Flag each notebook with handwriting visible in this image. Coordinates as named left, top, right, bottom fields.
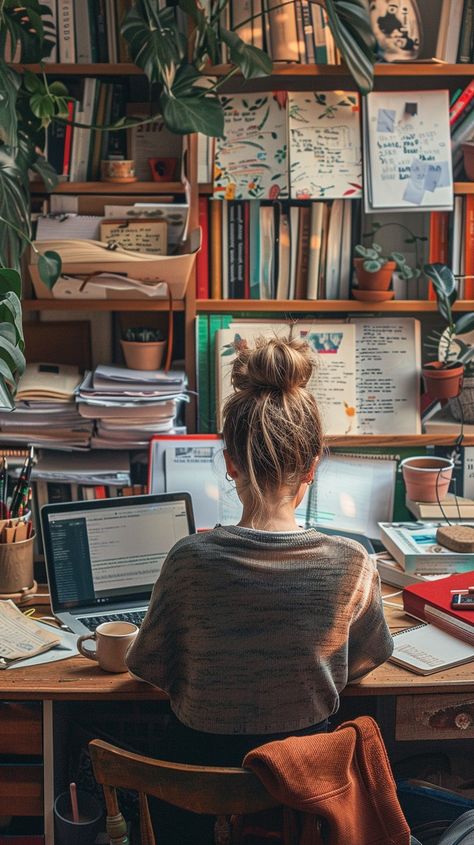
left=390, top=623, right=474, bottom=675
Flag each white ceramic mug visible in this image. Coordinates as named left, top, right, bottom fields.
left=77, top=621, right=138, bottom=673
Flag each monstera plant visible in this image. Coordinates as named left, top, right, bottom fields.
left=0, top=0, right=375, bottom=407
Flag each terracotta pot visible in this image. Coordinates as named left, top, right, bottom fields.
left=120, top=339, right=167, bottom=371
left=422, top=361, right=464, bottom=400
left=353, top=259, right=395, bottom=291
left=401, top=457, right=454, bottom=503
left=148, top=157, right=178, bottom=182
left=101, top=159, right=137, bottom=183
left=462, top=142, right=474, bottom=181
left=0, top=534, right=34, bottom=594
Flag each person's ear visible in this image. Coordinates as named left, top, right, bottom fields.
left=223, top=449, right=239, bottom=480
left=302, top=456, right=319, bottom=485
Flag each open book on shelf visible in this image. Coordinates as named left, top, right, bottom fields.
left=215, top=317, right=421, bottom=436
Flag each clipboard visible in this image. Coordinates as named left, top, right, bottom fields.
left=100, top=219, right=168, bottom=255
left=148, top=434, right=223, bottom=493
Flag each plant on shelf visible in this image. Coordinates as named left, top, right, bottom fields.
left=121, top=326, right=167, bottom=371
left=423, top=263, right=474, bottom=409
left=352, top=220, right=427, bottom=302
left=0, top=1, right=63, bottom=408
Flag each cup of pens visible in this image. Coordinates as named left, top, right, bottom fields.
left=0, top=449, right=35, bottom=597
left=54, top=783, right=103, bottom=845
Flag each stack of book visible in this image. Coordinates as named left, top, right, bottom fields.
left=46, top=80, right=127, bottom=182
left=77, top=365, right=187, bottom=449
left=0, top=364, right=92, bottom=450
left=379, top=521, right=474, bottom=577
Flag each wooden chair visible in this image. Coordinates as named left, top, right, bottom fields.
left=89, top=738, right=279, bottom=845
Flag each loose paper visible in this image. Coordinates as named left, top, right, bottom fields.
left=289, top=92, right=362, bottom=199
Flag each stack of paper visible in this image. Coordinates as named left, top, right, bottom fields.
left=0, top=364, right=92, bottom=449
left=363, top=90, right=453, bottom=212
left=27, top=450, right=131, bottom=487
left=77, top=365, right=188, bottom=448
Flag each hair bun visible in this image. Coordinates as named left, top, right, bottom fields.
left=231, top=336, right=314, bottom=394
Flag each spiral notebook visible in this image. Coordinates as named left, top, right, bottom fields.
left=390, top=622, right=474, bottom=675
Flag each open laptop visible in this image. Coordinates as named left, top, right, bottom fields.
left=41, top=493, right=195, bottom=635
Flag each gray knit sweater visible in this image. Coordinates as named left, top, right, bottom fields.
left=126, top=526, right=393, bottom=734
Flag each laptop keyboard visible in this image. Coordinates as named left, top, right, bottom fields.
left=78, top=610, right=147, bottom=631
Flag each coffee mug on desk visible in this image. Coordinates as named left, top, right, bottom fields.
left=77, top=621, right=138, bottom=673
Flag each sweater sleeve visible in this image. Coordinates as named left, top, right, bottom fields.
left=347, top=568, right=393, bottom=682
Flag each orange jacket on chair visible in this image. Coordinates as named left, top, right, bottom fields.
left=243, top=716, right=410, bottom=845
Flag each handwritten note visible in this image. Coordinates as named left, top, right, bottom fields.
left=288, top=92, right=362, bottom=199
left=214, top=93, right=289, bottom=200
left=100, top=220, right=167, bottom=255
left=364, top=91, right=453, bottom=211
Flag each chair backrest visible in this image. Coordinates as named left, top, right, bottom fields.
left=89, top=738, right=279, bottom=845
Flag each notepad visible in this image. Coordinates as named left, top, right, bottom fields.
left=390, top=623, right=474, bottom=675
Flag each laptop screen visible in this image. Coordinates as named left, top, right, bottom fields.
left=42, top=494, right=194, bottom=612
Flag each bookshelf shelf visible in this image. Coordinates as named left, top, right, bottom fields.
left=30, top=181, right=184, bottom=195
left=208, top=62, right=474, bottom=78
left=327, top=435, right=474, bottom=446
left=22, top=299, right=185, bottom=312
left=12, top=63, right=142, bottom=75
left=196, top=300, right=474, bottom=313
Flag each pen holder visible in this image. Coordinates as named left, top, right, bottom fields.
left=54, top=790, right=103, bottom=845
left=0, top=532, right=35, bottom=595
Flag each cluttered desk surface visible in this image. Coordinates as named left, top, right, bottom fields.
left=0, top=591, right=473, bottom=701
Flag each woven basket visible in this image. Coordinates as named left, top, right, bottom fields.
left=449, top=376, right=474, bottom=423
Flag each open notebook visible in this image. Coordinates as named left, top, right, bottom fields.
left=390, top=622, right=474, bottom=675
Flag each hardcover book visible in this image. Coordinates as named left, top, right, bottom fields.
left=403, top=572, right=474, bottom=645
left=379, top=521, right=474, bottom=574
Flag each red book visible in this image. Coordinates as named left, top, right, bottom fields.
left=450, top=80, right=474, bottom=126
left=62, top=100, right=75, bottom=178
left=94, top=485, right=107, bottom=499
left=196, top=196, right=209, bottom=299
left=427, top=212, right=449, bottom=300
left=464, top=195, right=474, bottom=299
left=403, top=572, right=474, bottom=646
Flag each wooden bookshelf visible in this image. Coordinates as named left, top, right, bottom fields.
left=13, top=62, right=474, bottom=78
left=22, top=299, right=185, bottom=312
left=196, top=300, right=474, bottom=313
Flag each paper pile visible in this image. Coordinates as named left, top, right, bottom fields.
left=77, top=365, right=188, bottom=448
left=0, top=364, right=92, bottom=449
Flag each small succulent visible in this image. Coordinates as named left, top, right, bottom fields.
left=354, top=243, right=416, bottom=280
left=124, top=327, right=165, bottom=343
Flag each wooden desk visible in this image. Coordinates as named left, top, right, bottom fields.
left=1, top=597, right=473, bottom=845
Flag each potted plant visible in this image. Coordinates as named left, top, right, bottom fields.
left=423, top=263, right=474, bottom=405
left=352, top=243, right=415, bottom=301
left=400, top=455, right=455, bottom=504
left=121, top=327, right=167, bottom=371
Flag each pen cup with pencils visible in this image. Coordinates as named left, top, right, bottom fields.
left=0, top=514, right=35, bottom=598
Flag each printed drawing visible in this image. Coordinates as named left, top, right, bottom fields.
left=370, top=0, right=422, bottom=61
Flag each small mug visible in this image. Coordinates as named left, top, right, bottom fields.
left=77, top=621, right=138, bottom=673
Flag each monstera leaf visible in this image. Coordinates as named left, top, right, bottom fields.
left=0, top=0, right=55, bottom=62
left=0, top=270, right=25, bottom=410
left=122, top=3, right=185, bottom=84
left=424, top=263, right=457, bottom=325
left=322, top=0, right=376, bottom=94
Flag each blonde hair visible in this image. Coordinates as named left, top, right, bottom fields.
left=222, top=336, right=324, bottom=518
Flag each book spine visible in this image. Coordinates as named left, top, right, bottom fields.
left=464, top=194, right=474, bottom=298
left=62, top=100, right=75, bottom=178
left=47, top=119, right=66, bottom=175
left=301, top=0, right=316, bottom=63
left=210, top=200, right=223, bottom=299
left=427, top=212, right=450, bottom=300
left=42, top=0, right=57, bottom=63
left=459, top=0, right=474, bottom=61
left=265, top=0, right=300, bottom=61
left=75, top=0, right=93, bottom=63
left=450, top=80, right=474, bottom=125
left=404, top=595, right=474, bottom=646
left=96, top=0, right=109, bottom=62
left=249, top=200, right=261, bottom=299
left=227, top=201, right=237, bottom=298
left=196, top=196, right=210, bottom=299
left=294, top=1, right=306, bottom=62
left=243, top=201, right=250, bottom=299
left=235, top=201, right=245, bottom=298
left=57, top=0, right=76, bottom=63
left=88, top=0, right=99, bottom=62
left=312, top=5, right=327, bottom=63
left=196, top=315, right=209, bottom=432
left=294, top=204, right=311, bottom=299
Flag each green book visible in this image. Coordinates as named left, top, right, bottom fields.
left=196, top=315, right=210, bottom=433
